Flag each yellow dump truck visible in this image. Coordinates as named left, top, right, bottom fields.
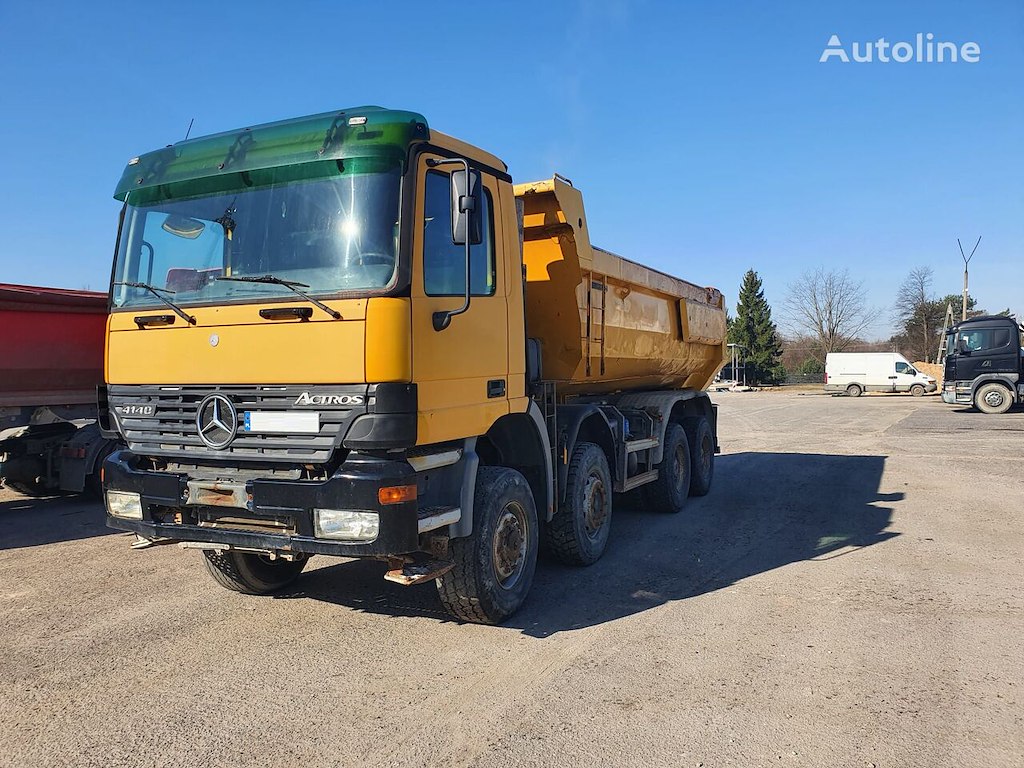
left=101, top=107, right=726, bottom=623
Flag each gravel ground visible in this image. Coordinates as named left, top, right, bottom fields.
left=1, top=392, right=1021, bottom=768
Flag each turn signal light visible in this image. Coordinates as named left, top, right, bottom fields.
left=378, top=484, right=417, bottom=505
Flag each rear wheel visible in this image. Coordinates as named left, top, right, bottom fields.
left=847, top=384, right=863, bottom=397
left=3, top=480, right=50, bottom=496
left=202, top=550, right=307, bottom=595
left=975, top=382, right=1014, bottom=414
left=436, top=466, right=538, bottom=624
left=644, top=423, right=691, bottom=513
left=545, top=442, right=612, bottom=565
left=684, top=417, right=715, bottom=497
left=910, top=384, right=925, bottom=397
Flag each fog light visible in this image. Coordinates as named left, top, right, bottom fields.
left=314, top=509, right=379, bottom=541
left=106, top=491, right=143, bottom=519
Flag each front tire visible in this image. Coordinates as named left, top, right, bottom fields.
left=545, top=442, right=612, bottom=566
left=975, top=382, right=1014, bottom=414
left=436, top=467, right=539, bottom=624
left=202, top=550, right=307, bottom=595
left=644, top=423, right=691, bottom=513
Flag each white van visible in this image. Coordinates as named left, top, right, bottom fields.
left=824, top=352, right=937, bottom=397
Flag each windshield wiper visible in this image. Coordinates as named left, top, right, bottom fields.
left=114, top=282, right=196, bottom=325
left=215, top=275, right=341, bottom=320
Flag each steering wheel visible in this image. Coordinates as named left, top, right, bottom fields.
left=352, top=252, right=394, bottom=267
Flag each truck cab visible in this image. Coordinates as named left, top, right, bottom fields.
left=942, top=315, right=1023, bottom=414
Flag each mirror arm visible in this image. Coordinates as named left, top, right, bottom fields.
left=427, top=157, right=473, bottom=332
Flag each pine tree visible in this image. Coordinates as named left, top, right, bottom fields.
left=728, top=269, right=783, bottom=384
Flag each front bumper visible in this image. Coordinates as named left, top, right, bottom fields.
left=103, top=449, right=420, bottom=557
left=942, top=383, right=972, bottom=405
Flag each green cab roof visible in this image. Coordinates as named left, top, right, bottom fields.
left=114, top=106, right=429, bottom=201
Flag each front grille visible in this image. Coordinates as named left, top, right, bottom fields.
left=108, top=384, right=366, bottom=464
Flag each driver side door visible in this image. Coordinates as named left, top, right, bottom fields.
left=410, top=153, right=510, bottom=445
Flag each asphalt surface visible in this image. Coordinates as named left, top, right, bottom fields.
left=1, top=392, right=1021, bottom=767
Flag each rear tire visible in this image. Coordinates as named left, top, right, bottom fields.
left=85, top=441, right=119, bottom=498
left=684, top=417, right=715, bottom=497
left=643, top=423, right=691, bottom=513
left=975, top=382, right=1014, bottom=414
left=847, top=384, right=863, bottom=397
left=910, top=384, right=925, bottom=397
left=202, top=550, right=307, bottom=595
left=545, top=442, right=612, bottom=566
left=436, top=466, right=538, bottom=624
left=3, top=480, right=51, bottom=497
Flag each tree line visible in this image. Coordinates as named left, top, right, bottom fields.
left=723, top=266, right=1003, bottom=385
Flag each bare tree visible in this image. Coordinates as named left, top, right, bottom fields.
left=782, top=268, right=879, bottom=359
left=892, top=266, right=940, bottom=362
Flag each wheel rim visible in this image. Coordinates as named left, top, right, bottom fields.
left=984, top=389, right=1005, bottom=408
left=492, top=501, right=528, bottom=590
left=582, top=471, right=608, bottom=540
left=673, top=444, right=688, bottom=495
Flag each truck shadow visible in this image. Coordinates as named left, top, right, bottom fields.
left=0, top=492, right=116, bottom=550
left=282, top=452, right=902, bottom=635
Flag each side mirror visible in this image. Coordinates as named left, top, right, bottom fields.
left=450, top=169, right=482, bottom=246
left=957, top=338, right=970, bottom=355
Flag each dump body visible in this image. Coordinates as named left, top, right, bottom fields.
left=0, top=284, right=112, bottom=494
left=0, top=284, right=107, bottom=409
left=516, top=177, right=726, bottom=395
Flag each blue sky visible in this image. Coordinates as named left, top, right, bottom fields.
left=0, top=0, right=1020, bottom=338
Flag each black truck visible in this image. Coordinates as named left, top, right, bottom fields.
left=942, top=315, right=1024, bottom=414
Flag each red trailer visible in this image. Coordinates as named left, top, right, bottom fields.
left=0, top=284, right=115, bottom=494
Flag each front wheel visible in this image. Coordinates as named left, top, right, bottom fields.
left=202, top=550, right=307, bottom=595
left=436, top=466, right=539, bottom=624
left=910, top=384, right=925, bottom=397
left=975, top=382, right=1014, bottom=414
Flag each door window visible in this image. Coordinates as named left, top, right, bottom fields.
left=422, top=171, right=496, bottom=297
left=959, top=328, right=1012, bottom=352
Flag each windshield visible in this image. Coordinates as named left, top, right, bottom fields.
left=112, top=159, right=401, bottom=309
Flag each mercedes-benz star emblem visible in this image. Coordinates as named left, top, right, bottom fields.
left=196, top=394, right=238, bottom=450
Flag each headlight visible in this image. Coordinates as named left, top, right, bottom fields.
left=314, top=509, right=379, bottom=542
left=106, top=491, right=143, bottom=519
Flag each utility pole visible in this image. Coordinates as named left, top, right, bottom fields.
left=727, top=343, right=746, bottom=387
left=958, top=236, right=981, bottom=321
